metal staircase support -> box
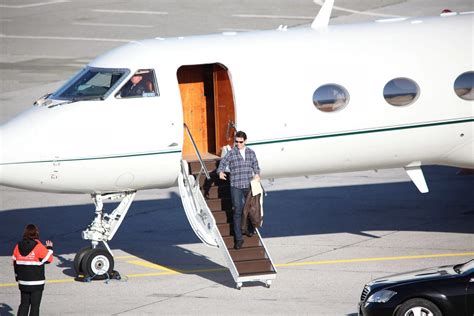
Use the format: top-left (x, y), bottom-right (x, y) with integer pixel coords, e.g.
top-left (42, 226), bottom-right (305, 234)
top-left (178, 157), bottom-right (277, 289)
top-left (178, 160), bottom-right (239, 275)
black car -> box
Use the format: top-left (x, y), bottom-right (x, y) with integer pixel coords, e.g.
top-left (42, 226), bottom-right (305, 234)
top-left (358, 259), bottom-right (474, 316)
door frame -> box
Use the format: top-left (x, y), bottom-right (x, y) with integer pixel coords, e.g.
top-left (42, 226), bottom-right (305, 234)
top-left (177, 63), bottom-right (236, 157)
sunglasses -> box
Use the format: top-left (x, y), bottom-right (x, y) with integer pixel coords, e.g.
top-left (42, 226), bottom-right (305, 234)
top-left (235, 140), bottom-right (244, 144)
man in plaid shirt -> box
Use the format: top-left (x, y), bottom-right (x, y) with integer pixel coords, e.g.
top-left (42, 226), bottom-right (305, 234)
top-left (217, 131), bottom-right (260, 249)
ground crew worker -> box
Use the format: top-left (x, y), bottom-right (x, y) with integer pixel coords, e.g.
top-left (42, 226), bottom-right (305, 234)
top-left (12, 224), bottom-right (54, 316)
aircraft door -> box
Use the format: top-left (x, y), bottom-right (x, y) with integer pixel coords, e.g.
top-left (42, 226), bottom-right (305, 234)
top-left (177, 63), bottom-right (235, 158)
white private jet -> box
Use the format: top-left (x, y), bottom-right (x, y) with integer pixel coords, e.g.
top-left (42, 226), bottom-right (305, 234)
top-left (1, 1), bottom-right (473, 287)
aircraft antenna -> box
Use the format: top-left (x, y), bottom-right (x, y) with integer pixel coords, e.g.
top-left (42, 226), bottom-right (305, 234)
top-left (311, 0), bottom-right (334, 30)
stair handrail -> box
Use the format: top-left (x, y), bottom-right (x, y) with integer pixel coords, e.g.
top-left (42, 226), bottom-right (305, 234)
top-left (179, 161), bottom-right (218, 247)
top-left (183, 123), bottom-right (211, 185)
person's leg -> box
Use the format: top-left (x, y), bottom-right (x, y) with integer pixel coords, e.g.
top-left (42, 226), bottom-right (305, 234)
top-left (17, 291), bottom-right (30, 316)
top-left (230, 186), bottom-right (244, 242)
top-left (29, 290), bottom-right (43, 316)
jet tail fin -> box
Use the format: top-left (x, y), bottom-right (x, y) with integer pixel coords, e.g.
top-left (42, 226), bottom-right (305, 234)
top-left (311, 0), bottom-right (334, 30)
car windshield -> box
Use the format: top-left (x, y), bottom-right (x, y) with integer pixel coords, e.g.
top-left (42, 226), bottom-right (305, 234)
top-left (454, 259), bottom-right (474, 274)
top-left (53, 67), bottom-right (128, 100)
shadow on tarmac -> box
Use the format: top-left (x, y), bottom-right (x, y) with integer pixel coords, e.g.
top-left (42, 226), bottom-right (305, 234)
top-left (0, 303), bottom-right (15, 316)
top-left (0, 303), bottom-right (14, 316)
top-left (0, 166), bottom-right (473, 287)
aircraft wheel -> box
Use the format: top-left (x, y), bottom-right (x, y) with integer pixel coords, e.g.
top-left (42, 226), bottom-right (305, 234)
top-left (73, 246), bottom-right (92, 275)
top-left (81, 248), bottom-right (114, 280)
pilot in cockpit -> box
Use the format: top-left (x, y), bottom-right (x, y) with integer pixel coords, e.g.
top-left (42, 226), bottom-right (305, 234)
top-left (119, 70), bottom-right (155, 98)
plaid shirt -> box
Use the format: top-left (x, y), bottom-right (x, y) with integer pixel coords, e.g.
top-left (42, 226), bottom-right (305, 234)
top-left (217, 146), bottom-right (260, 189)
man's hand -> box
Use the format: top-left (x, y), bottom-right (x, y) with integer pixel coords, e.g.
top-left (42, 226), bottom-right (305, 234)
top-left (219, 172), bottom-right (227, 180)
top-left (45, 240), bottom-right (53, 248)
top-left (253, 174), bottom-right (260, 181)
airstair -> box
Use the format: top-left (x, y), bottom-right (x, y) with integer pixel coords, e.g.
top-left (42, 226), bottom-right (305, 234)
top-left (178, 125), bottom-right (276, 289)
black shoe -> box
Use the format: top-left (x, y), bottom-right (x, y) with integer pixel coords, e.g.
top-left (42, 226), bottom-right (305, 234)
top-left (242, 229), bottom-right (254, 238)
top-left (234, 240), bottom-right (244, 249)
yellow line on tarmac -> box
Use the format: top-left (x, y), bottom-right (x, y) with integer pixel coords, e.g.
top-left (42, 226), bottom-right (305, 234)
top-left (126, 260), bottom-right (180, 274)
top-left (126, 271), bottom-right (177, 278)
top-left (45, 278), bottom-right (75, 284)
top-left (125, 268), bottom-right (228, 278)
top-left (125, 259), bottom-right (228, 276)
top-left (275, 252), bottom-right (474, 267)
top-left (0, 278), bottom-right (75, 287)
top-left (1, 252), bottom-right (472, 287)
top-left (114, 255), bottom-right (138, 260)
top-left (0, 282), bottom-right (17, 287)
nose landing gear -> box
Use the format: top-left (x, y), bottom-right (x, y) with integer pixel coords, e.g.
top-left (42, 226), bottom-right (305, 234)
top-left (73, 191), bottom-right (135, 280)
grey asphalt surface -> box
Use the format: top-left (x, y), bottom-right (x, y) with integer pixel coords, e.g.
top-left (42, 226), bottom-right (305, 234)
top-left (1, 0), bottom-right (473, 315)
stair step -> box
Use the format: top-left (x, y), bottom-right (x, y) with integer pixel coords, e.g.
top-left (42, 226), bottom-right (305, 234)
top-left (188, 159), bottom-right (220, 175)
top-left (239, 271), bottom-right (277, 278)
top-left (201, 185), bottom-right (231, 199)
top-left (235, 259), bottom-right (273, 275)
top-left (223, 235), bottom-right (261, 249)
top-left (198, 173), bottom-right (229, 187)
top-left (206, 198), bottom-right (232, 211)
top-left (229, 246), bottom-right (267, 262)
top-left (212, 210), bottom-right (232, 224)
top-left (217, 223), bottom-right (232, 236)
top-left (181, 158), bottom-right (276, 285)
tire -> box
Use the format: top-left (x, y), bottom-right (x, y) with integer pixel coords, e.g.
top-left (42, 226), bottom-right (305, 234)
top-left (80, 248), bottom-right (114, 280)
top-left (73, 246), bottom-right (92, 275)
top-left (396, 298), bottom-right (442, 316)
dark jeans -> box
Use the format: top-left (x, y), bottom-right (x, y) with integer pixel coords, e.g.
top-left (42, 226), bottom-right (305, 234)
top-left (230, 186), bottom-right (253, 241)
top-left (18, 290), bottom-right (42, 316)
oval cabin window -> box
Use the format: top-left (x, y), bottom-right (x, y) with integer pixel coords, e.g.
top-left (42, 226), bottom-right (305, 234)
top-left (454, 71), bottom-right (474, 101)
top-left (383, 78), bottom-right (419, 106)
top-left (313, 84), bottom-right (349, 112)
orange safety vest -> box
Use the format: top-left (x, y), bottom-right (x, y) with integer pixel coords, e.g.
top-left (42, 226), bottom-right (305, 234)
top-left (12, 239), bottom-right (53, 290)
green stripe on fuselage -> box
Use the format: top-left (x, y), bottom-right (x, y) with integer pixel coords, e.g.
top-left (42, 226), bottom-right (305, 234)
top-left (248, 118), bottom-right (473, 146)
top-left (2, 118), bottom-right (472, 165)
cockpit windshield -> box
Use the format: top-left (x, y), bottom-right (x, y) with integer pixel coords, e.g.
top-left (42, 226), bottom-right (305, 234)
top-left (53, 67), bottom-right (129, 100)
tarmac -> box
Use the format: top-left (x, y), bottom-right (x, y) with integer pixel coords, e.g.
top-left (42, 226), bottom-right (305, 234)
top-left (1, 0), bottom-right (473, 315)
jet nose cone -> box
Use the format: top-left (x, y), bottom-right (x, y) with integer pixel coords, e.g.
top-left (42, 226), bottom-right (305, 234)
top-left (0, 108), bottom-right (42, 189)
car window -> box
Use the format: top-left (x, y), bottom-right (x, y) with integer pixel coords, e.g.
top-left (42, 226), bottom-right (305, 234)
top-left (458, 259), bottom-right (474, 273)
